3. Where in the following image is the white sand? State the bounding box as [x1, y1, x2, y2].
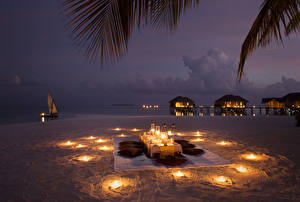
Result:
[0, 115, 299, 201]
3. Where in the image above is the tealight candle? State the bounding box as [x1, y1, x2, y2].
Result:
[109, 180, 122, 189]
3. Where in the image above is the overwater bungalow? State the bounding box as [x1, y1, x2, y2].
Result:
[169, 96, 195, 116]
[262, 98, 285, 108]
[214, 95, 248, 108]
[214, 95, 249, 115]
[169, 96, 195, 109]
[262, 92, 300, 115]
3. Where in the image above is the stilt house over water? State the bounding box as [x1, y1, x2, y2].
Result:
[262, 93, 300, 109]
[214, 95, 249, 108]
[169, 96, 195, 109]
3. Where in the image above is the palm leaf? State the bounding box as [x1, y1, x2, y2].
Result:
[238, 0, 300, 80]
[64, 0, 199, 64]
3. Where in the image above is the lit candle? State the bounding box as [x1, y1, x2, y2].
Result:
[236, 166, 248, 173]
[192, 138, 204, 142]
[173, 171, 184, 177]
[76, 144, 86, 148]
[99, 146, 113, 151]
[245, 154, 257, 160]
[96, 138, 105, 143]
[78, 155, 92, 162]
[109, 180, 122, 189]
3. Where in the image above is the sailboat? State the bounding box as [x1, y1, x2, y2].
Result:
[40, 91, 59, 118]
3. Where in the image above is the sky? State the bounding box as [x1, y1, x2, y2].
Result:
[1, 0, 300, 108]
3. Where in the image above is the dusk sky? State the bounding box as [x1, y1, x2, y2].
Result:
[1, 0, 300, 108]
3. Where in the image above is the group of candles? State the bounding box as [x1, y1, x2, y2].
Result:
[141, 123, 176, 146]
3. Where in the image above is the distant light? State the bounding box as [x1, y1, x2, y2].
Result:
[118, 134, 126, 137]
[253, 114, 256, 116]
[109, 180, 123, 189]
[114, 128, 121, 131]
[236, 166, 248, 173]
[41, 117, 45, 123]
[173, 171, 184, 177]
[88, 136, 96, 140]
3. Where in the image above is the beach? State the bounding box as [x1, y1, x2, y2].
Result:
[0, 115, 300, 201]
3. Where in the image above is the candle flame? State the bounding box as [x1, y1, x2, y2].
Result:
[109, 180, 122, 189]
[78, 155, 92, 162]
[76, 144, 86, 148]
[216, 176, 227, 183]
[236, 166, 248, 173]
[96, 138, 105, 143]
[246, 154, 257, 160]
[191, 138, 204, 142]
[88, 136, 96, 140]
[99, 146, 113, 151]
[173, 171, 184, 177]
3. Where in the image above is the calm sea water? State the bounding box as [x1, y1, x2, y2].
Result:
[0, 106, 287, 125]
[0, 106, 170, 125]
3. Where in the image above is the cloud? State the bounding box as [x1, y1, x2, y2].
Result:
[264, 76, 300, 97]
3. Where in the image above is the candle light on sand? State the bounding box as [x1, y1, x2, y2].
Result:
[62, 141, 75, 146]
[245, 154, 257, 160]
[173, 171, 185, 177]
[191, 138, 204, 142]
[78, 155, 92, 162]
[76, 144, 86, 148]
[109, 180, 123, 189]
[217, 141, 231, 146]
[236, 166, 248, 173]
[96, 138, 106, 143]
[215, 176, 231, 185]
[99, 146, 113, 151]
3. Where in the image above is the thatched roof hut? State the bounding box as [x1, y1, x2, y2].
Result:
[263, 93, 300, 108]
[169, 96, 195, 108]
[214, 95, 248, 108]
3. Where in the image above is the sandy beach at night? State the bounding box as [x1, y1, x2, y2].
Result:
[0, 115, 300, 201]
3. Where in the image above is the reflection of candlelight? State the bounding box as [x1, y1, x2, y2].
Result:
[109, 180, 122, 189]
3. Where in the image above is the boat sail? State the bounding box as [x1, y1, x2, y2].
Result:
[41, 91, 58, 118]
[48, 91, 58, 115]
